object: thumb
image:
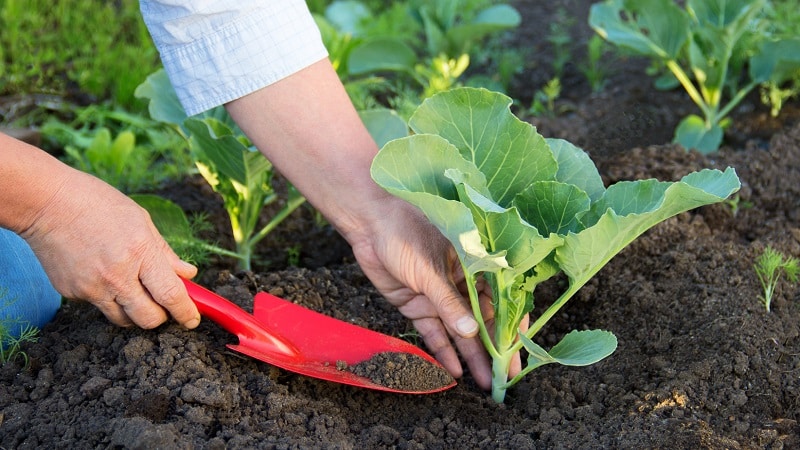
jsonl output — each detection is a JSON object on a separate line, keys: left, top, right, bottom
{"left": 429, "top": 279, "right": 479, "bottom": 338}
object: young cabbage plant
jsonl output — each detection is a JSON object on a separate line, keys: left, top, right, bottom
{"left": 135, "top": 70, "right": 306, "bottom": 271}
{"left": 371, "top": 87, "right": 741, "bottom": 403}
{"left": 589, "top": 0, "right": 800, "bottom": 153}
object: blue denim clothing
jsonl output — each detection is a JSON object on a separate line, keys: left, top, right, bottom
{"left": 0, "top": 228, "right": 62, "bottom": 339}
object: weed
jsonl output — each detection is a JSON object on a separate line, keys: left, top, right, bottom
{"left": 754, "top": 246, "right": 799, "bottom": 312}
{"left": 0, "top": 288, "right": 40, "bottom": 367}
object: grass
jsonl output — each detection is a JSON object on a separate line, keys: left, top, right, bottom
{"left": 0, "top": 288, "right": 40, "bottom": 367}
{"left": 0, "top": 0, "right": 160, "bottom": 112}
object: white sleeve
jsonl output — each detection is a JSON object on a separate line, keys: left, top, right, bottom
{"left": 140, "top": 0, "right": 329, "bottom": 116}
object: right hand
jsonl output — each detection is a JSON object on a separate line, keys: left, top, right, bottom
{"left": 20, "top": 168, "right": 201, "bottom": 330}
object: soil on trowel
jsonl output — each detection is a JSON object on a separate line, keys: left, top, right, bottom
{"left": 344, "top": 352, "right": 455, "bottom": 392}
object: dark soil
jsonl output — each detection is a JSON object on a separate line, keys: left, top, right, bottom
{"left": 2, "top": 1, "right": 800, "bottom": 448}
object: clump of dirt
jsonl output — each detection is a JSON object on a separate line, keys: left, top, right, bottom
{"left": 345, "top": 352, "right": 455, "bottom": 392}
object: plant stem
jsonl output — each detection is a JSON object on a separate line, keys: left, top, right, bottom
{"left": 462, "top": 267, "right": 500, "bottom": 360}
{"left": 248, "top": 193, "right": 306, "bottom": 249}
{"left": 491, "top": 352, "right": 514, "bottom": 403}
{"left": 715, "top": 80, "right": 758, "bottom": 124}
{"left": 665, "top": 59, "right": 714, "bottom": 123}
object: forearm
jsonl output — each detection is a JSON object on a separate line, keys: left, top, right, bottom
{"left": 224, "top": 58, "right": 397, "bottom": 245}
{"left": 0, "top": 133, "right": 72, "bottom": 235}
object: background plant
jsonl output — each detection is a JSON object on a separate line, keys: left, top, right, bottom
{"left": 0, "top": 288, "right": 39, "bottom": 367}
{"left": 754, "top": 245, "right": 799, "bottom": 312}
{"left": 759, "top": 0, "right": 800, "bottom": 116}
{"left": 372, "top": 87, "right": 741, "bottom": 402}
{"left": 590, "top": 0, "right": 800, "bottom": 153}
{"left": 313, "top": 0, "right": 520, "bottom": 112}
{"left": 135, "top": 70, "right": 307, "bottom": 271}
{"left": 130, "top": 194, "right": 239, "bottom": 267}
{"left": 39, "top": 104, "right": 193, "bottom": 193}
{"left": 580, "top": 35, "right": 610, "bottom": 93}
{"left": 0, "top": 0, "right": 159, "bottom": 111}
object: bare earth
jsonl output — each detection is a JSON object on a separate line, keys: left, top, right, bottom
{"left": 1, "top": 1, "right": 799, "bottom": 448}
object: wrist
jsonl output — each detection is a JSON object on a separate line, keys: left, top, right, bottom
{"left": 0, "top": 135, "right": 73, "bottom": 235}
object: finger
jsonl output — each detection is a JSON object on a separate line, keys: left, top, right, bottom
{"left": 425, "top": 279, "right": 479, "bottom": 339}
{"left": 90, "top": 297, "right": 135, "bottom": 328}
{"left": 454, "top": 334, "right": 492, "bottom": 390}
{"left": 114, "top": 280, "right": 169, "bottom": 329}
{"left": 411, "top": 316, "right": 464, "bottom": 379}
{"left": 138, "top": 251, "right": 200, "bottom": 329}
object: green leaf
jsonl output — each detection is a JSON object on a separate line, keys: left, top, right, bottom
{"left": 674, "top": 114, "right": 724, "bottom": 153}
{"left": 520, "top": 330, "right": 617, "bottom": 369}
{"left": 558, "top": 167, "right": 740, "bottom": 284}
{"left": 453, "top": 179, "right": 562, "bottom": 275}
{"left": 184, "top": 118, "right": 271, "bottom": 188}
{"left": 515, "top": 181, "right": 592, "bottom": 235}
{"left": 688, "top": 0, "right": 764, "bottom": 31}
{"left": 130, "top": 194, "right": 193, "bottom": 241}
{"left": 447, "top": 5, "right": 521, "bottom": 54}
{"left": 348, "top": 37, "right": 417, "bottom": 75}
{"left": 325, "top": 0, "right": 370, "bottom": 35}
{"left": 589, "top": 0, "right": 690, "bottom": 59}
{"left": 134, "top": 69, "right": 188, "bottom": 126}
{"left": 750, "top": 38, "right": 800, "bottom": 84}
{"left": 358, "top": 109, "right": 408, "bottom": 148}
{"left": 370, "top": 134, "right": 508, "bottom": 274}
{"left": 547, "top": 138, "right": 606, "bottom": 201}
{"left": 409, "top": 87, "right": 557, "bottom": 206}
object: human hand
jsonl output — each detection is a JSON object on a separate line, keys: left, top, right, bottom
{"left": 19, "top": 167, "right": 201, "bottom": 329}
{"left": 348, "top": 199, "right": 524, "bottom": 390}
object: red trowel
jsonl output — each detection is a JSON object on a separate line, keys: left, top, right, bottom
{"left": 182, "top": 279, "right": 456, "bottom": 394}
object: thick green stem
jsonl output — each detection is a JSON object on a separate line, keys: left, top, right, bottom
{"left": 491, "top": 352, "right": 514, "bottom": 403}
{"left": 461, "top": 266, "right": 499, "bottom": 360}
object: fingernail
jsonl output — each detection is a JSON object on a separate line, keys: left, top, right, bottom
{"left": 184, "top": 317, "right": 201, "bottom": 329}
{"left": 180, "top": 260, "right": 197, "bottom": 271}
{"left": 456, "top": 316, "right": 478, "bottom": 336}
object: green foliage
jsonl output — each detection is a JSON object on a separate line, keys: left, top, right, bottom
{"left": 41, "top": 105, "right": 193, "bottom": 193}
{"left": 581, "top": 35, "right": 610, "bottom": 93}
{"left": 529, "top": 77, "right": 563, "bottom": 117}
{"left": 547, "top": 7, "right": 575, "bottom": 78}
{"left": 411, "top": 1, "right": 521, "bottom": 58}
{"left": 590, "top": 0, "right": 800, "bottom": 153}
{"left": 135, "top": 70, "right": 306, "bottom": 271}
{"left": 130, "top": 194, "right": 239, "bottom": 267}
{"left": 754, "top": 246, "right": 800, "bottom": 312}
{"left": 0, "top": 0, "right": 160, "bottom": 109}
{"left": 0, "top": 288, "right": 39, "bottom": 367}
{"left": 759, "top": 0, "right": 800, "bottom": 116}
{"left": 371, "top": 87, "right": 741, "bottom": 402}
{"left": 317, "top": 0, "right": 520, "bottom": 104}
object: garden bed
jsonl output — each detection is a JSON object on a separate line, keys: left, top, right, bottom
{"left": 1, "top": 1, "right": 799, "bottom": 448}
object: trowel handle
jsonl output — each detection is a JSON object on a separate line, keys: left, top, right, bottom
{"left": 182, "top": 279, "right": 299, "bottom": 358}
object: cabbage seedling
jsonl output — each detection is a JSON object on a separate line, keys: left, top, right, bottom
{"left": 371, "top": 87, "right": 741, "bottom": 402}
